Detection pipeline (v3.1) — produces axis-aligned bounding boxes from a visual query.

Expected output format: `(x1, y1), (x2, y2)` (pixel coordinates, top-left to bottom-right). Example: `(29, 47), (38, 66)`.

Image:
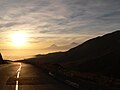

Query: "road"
(0, 62), (75, 90)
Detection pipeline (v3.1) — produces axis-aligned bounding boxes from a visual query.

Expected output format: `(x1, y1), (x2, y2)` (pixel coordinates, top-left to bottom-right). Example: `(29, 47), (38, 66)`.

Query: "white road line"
(17, 71), (20, 78)
(15, 63), (22, 90)
(16, 81), (19, 90)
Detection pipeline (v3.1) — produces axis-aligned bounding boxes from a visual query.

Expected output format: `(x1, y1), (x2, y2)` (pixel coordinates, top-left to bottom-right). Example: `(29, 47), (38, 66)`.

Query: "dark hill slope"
(76, 47), (120, 77)
(60, 30), (120, 66)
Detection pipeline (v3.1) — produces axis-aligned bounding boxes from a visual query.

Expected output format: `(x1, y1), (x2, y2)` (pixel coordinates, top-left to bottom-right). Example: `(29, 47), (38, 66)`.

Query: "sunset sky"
(0, 0), (120, 60)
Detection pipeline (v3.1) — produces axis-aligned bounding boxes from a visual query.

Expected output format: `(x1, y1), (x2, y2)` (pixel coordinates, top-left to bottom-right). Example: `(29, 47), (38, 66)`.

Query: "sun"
(11, 32), (27, 46)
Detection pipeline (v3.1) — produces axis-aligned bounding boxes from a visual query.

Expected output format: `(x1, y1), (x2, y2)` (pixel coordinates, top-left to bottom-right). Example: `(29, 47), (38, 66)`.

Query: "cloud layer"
(0, 0), (120, 48)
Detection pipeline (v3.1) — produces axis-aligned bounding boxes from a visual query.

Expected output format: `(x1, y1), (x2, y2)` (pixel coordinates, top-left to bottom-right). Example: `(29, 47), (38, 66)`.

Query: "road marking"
(16, 81), (18, 90)
(15, 63), (22, 90)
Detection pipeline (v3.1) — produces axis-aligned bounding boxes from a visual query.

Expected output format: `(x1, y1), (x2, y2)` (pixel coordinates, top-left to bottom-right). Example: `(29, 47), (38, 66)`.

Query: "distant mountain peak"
(71, 42), (78, 45)
(43, 44), (59, 50)
(50, 44), (58, 47)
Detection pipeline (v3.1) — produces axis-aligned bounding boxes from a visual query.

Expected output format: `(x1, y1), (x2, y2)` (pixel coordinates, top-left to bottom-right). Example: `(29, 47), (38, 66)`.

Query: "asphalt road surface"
(0, 62), (75, 90)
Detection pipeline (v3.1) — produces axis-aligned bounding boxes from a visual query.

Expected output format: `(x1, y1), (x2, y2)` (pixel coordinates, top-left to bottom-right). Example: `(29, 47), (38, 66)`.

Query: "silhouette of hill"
(60, 30), (120, 77)
(24, 30), (120, 77)
(0, 53), (4, 64)
(61, 30), (120, 64)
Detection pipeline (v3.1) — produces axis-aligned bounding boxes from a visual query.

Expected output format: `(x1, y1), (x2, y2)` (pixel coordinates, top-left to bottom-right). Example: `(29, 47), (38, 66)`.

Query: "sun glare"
(11, 32), (27, 46)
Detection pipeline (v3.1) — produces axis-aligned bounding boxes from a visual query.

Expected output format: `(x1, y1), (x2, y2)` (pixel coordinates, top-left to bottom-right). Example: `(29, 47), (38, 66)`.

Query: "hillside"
(60, 30), (120, 66)
(23, 30), (120, 77)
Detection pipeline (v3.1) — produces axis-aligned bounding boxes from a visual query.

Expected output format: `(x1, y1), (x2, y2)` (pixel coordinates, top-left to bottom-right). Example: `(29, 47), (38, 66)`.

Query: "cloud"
(0, 22), (25, 29)
(0, 0), (120, 47)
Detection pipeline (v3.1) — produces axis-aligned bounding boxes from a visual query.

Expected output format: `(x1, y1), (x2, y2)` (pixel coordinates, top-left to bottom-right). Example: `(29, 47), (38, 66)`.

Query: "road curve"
(0, 62), (75, 90)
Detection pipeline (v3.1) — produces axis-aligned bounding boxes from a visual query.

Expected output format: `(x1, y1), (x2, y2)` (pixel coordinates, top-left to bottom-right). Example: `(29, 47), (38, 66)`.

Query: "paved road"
(0, 62), (75, 90)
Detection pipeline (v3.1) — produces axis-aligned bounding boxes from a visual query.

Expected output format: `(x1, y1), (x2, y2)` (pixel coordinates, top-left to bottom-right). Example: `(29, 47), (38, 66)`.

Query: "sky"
(0, 0), (120, 60)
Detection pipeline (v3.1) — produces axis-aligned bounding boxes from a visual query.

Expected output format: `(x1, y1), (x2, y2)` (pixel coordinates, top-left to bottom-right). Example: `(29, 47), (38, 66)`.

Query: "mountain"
(24, 30), (120, 77)
(61, 30), (120, 65)
(44, 44), (59, 50)
(59, 30), (120, 77)
(43, 42), (78, 50)
(70, 42), (78, 46)
(0, 53), (4, 64)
